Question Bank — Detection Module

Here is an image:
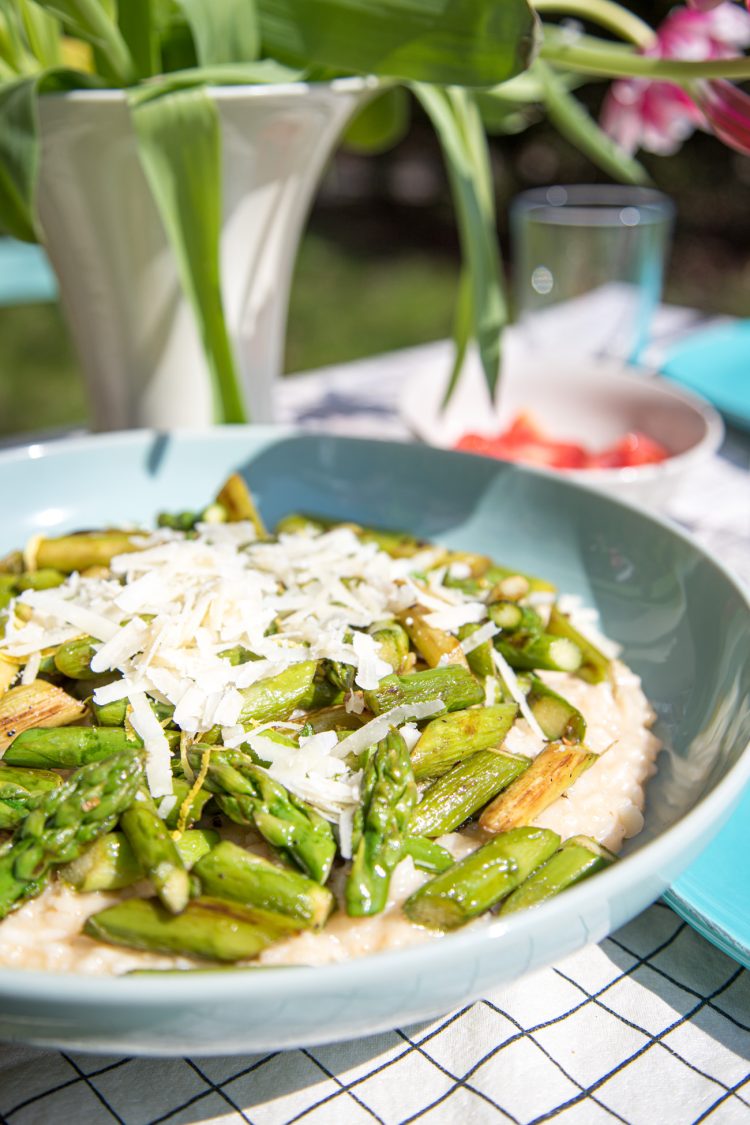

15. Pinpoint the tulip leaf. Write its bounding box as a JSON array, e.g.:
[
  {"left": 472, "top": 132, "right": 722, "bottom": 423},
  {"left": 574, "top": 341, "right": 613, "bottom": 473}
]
[
  {"left": 257, "top": 0, "right": 538, "bottom": 88},
  {"left": 117, "top": 0, "right": 160, "bottom": 79},
  {"left": 33, "top": 0, "right": 135, "bottom": 83},
  {"left": 18, "top": 1, "right": 61, "bottom": 68},
  {"left": 177, "top": 0, "right": 258, "bottom": 67},
  {"left": 129, "top": 83, "right": 246, "bottom": 423},
  {"left": 416, "top": 84, "right": 506, "bottom": 399},
  {"left": 536, "top": 60, "right": 649, "bottom": 185}
]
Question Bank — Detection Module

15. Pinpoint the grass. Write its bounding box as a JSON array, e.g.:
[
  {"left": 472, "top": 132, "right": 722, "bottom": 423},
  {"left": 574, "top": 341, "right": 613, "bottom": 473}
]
[
  {"left": 0, "top": 222, "right": 746, "bottom": 439},
  {"left": 0, "top": 232, "right": 460, "bottom": 438}
]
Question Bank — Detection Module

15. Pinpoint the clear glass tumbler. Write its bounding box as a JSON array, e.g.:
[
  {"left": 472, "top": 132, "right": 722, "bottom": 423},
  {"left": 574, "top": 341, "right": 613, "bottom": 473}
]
[{"left": 510, "top": 185, "right": 675, "bottom": 364}]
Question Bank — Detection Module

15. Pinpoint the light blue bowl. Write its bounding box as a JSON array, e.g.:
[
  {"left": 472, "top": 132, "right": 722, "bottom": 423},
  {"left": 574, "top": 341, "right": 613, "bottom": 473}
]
[{"left": 0, "top": 428, "right": 748, "bottom": 1056}]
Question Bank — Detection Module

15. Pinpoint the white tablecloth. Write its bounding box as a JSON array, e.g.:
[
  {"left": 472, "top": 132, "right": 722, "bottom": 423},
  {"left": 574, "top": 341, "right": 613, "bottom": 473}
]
[{"left": 1, "top": 309, "right": 748, "bottom": 1124}]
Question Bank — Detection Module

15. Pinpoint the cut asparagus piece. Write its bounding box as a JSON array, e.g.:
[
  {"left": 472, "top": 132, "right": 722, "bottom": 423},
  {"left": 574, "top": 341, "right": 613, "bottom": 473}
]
[
  {"left": 403, "top": 826, "right": 560, "bottom": 930},
  {"left": 0, "top": 681, "right": 85, "bottom": 751},
  {"left": 494, "top": 632, "right": 582, "bottom": 674},
  {"left": 410, "top": 703, "right": 518, "bottom": 780},
  {"left": 301, "top": 705, "right": 364, "bottom": 734},
  {"left": 163, "top": 778, "right": 215, "bottom": 830},
  {"left": 525, "top": 675, "right": 587, "bottom": 742},
  {"left": 3, "top": 726, "right": 166, "bottom": 769},
  {"left": 398, "top": 607, "right": 468, "bottom": 669},
  {"left": 35, "top": 531, "right": 141, "bottom": 573},
  {"left": 195, "top": 841, "right": 335, "bottom": 928},
  {"left": 191, "top": 747, "right": 336, "bottom": 884},
  {"left": 61, "top": 829, "right": 219, "bottom": 892},
  {"left": 346, "top": 730, "right": 417, "bottom": 917},
  {"left": 0, "top": 764, "right": 63, "bottom": 829},
  {"left": 458, "top": 623, "right": 495, "bottom": 679},
  {"left": 15, "top": 569, "right": 66, "bottom": 591},
  {"left": 84, "top": 896, "right": 298, "bottom": 962},
  {"left": 500, "top": 835, "right": 616, "bottom": 914},
  {"left": 409, "top": 748, "right": 531, "bottom": 838},
  {"left": 363, "top": 666, "right": 484, "bottom": 717},
  {"left": 92, "top": 695, "right": 174, "bottom": 728},
  {"left": 215, "top": 473, "right": 268, "bottom": 538},
  {"left": 53, "top": 635, "right": 100, "bottom": 680},
  {"left": 547, "top": 606, "right": 611, "bottom": 684},
  {"left": 237, "top": 661, "right": 319, "bottom": 725},
  {"left": 479, "top": 743, "right": 598, "bottom": 834},
  {"left": 403, "top": 836, "right": 454, "bottom": 874},
  {"left": 120, "top": 790, "right": 190, "bottom": 914},
  {"left": 369, "top": 621, "right": 410, "bottom": 673},
  {"left": 0, "top": 750, "right": 143, "bottom": 918}
]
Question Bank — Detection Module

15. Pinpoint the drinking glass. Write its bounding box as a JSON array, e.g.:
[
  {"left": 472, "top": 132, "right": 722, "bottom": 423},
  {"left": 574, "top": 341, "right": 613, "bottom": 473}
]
[{"left": 510, "top": 185, "right": 675, "bottom": 364}]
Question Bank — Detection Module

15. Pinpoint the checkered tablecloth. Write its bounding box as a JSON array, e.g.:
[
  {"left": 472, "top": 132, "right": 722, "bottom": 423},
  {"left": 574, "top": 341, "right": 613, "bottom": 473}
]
[{"left": 1, "top": 309, "right": 748, "bottom": 1124}]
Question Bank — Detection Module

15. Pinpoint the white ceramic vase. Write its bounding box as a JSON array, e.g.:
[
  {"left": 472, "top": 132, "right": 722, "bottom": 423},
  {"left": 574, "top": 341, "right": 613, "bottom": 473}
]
[{"left": 36, "top": 79, "right": 373, "bottom": 430}]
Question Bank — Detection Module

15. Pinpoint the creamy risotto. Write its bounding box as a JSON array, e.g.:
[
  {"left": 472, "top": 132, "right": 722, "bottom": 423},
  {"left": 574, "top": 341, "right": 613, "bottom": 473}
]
[{"left": 0, "top": 477, "right": 660, "bottom": 974}]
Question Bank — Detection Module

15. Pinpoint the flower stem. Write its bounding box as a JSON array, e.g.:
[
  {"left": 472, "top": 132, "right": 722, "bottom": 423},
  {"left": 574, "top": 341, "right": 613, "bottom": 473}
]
[
  {"left": 532, "top": 1, "right": 655, "bottom": 50},
  {"left": 541, "top": 30, "right": 750, "bottom": 81}
]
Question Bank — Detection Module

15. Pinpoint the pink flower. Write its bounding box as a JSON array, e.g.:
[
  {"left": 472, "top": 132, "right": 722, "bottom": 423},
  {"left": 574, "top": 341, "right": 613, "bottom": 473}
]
[{"left": 601, "top": 2, "right": 750, "bottom": 155}]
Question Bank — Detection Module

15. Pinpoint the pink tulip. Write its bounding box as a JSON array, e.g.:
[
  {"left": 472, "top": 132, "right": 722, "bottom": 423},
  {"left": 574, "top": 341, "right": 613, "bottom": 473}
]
[{"left": 602, "top": 3, "right": 750, "bottom": 155}]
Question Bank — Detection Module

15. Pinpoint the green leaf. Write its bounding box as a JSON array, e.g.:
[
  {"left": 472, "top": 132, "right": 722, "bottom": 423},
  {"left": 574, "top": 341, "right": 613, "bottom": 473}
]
[
  {"left": 117, "top": 0, "right": 160, "bottom": 79},
  {"left": 0, "top": 66, "right": 101, "bottom": 241},
  {"left": 536, "top": 60, "right": 649, "bottom": 185},
  {"left": 0, "top": 2, "right": 30, "bottom": 73},
  {"left": 0, "top": 76, "right": 37, "bottom": 239},
  {"left": 415, "top": 84, "right": 507, "bottom": 400},
  {"left": 257, "top": 0, "right": 538, "bottom": 87},
  {"left": 177, "top": 0, "right": 258, "bottom": 66},
  {"left": 140, "top": 59, "right": 302, "bottom": 94},
  {"left": 128, "top": 84, "right": 246, "bottom": 424},
  {"left": 33, "top": 0, "right": 135, "bottom": 83},
  {"left": 19, "top": 2, "right": 61, "bottom": 68},
  {"left": 343, "top": 86, "right": 409, "bottom": 155}
]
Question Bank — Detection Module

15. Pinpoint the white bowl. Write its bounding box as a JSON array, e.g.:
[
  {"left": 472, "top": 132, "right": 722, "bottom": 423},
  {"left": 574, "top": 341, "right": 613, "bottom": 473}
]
[{"left": 398, "top": 338, "right": 724, "bottom": 508}]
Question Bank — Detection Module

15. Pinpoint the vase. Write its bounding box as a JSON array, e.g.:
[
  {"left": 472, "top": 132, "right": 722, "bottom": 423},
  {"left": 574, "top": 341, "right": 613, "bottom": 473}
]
[{"left": 35, "top": 79, "right": 374, "bottom": 430}]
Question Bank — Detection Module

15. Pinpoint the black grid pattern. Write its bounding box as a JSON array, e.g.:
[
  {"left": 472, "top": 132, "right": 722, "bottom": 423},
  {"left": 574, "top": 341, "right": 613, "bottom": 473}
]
[{"left": 1, "top": 903, "right": 748, "bottom": 1125}]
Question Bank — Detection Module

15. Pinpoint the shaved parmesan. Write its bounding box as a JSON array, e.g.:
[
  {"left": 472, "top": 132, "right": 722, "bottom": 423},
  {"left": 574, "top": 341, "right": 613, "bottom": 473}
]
[
  {"left": 335, "top": 699, "right": 443, "bottom": 760},
  {"left": 128, "top": 691, "right": 173, "bottom": 798},
  {"left": 459, "top": 620, "right": 499, "bottom": 655},
  {"left": 491, "top": 648, "right": 547, "bottom": 742}
]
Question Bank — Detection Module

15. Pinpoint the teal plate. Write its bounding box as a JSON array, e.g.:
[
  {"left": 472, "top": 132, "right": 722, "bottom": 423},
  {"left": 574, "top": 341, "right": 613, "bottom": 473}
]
[
  {"left": 665, "top": 783, "right": 750, "bottom": 969},
  {"left": 0, "top": 428, "right": 747, "bottom": 1055},
  {"left": 661, "top": 321, "right": 750, "bottom": 431}
]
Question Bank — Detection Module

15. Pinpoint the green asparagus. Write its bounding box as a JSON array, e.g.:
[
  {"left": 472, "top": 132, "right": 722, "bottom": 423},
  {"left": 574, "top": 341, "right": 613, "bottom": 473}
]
[
  {"left": 403, "top": 826, "right": 561, "bottom": 930},
  {"left": 410, "top": 703, "right": 518, "bottom": 780},
  {"left": 409, "top": 748, "right": 530, "bottom": 838},
  {"left": 3, "top": 726, "right": 165, "bottom": 768},
  {"left": 364, "top": 666, "right": 484, "bottom": 716},
  {"left": 525, "top": 676, "right": 586, "bottom": 742},
  {"left": 61, "top": 829, "right": 219, "bottom": 892},
  {"left": 500, "top": 835, "right": 616, "bottom": 913},
  {"left": 120, "top": 789, "right": 190, "bottom": 914},
  {"left": 346, "top": 730, "right": 417, "bottom": 917},
  {"left": 84, "top": 895, "right": 298, "bottom": 961},
  {"left": 195, "top": 841, "right": 335, "bottom": 928},
  {"left": 402, "top": 836, "right": 454, "bottom": 874},
  {"left": 479, "top": 743, "right": 597, "bottom": 834},
  {"left": 547, "top": 607, "right": 611, "bottom": 684},
  {"left": 0, "top": 750, "right": 143, "bottom": 918}
]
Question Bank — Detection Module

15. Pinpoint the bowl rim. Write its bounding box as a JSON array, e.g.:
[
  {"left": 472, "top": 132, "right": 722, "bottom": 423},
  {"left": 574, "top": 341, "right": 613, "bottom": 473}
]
[{"left": 0, "top": 427, "right": 747, "bottom": 1006}]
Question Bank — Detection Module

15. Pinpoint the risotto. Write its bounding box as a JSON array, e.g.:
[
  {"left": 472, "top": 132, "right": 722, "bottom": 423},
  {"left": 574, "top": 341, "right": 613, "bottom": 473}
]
[{"left": 0, "top": 476, "right": 660, "bottom": 974}]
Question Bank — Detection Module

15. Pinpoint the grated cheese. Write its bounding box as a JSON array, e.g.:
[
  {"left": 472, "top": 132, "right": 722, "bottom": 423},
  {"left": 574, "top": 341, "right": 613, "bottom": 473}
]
[{"left": 491, "top": 648, "right": 547, "bottom": 742}]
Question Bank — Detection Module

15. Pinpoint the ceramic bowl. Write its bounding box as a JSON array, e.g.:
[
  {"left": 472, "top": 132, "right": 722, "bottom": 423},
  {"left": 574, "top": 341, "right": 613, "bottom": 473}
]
[
  {"left": 398, "top": 340, "right": 724, "bottom": 509},
  {"left": 0, "top": 428, "right": 747, "bottom": 1056}
]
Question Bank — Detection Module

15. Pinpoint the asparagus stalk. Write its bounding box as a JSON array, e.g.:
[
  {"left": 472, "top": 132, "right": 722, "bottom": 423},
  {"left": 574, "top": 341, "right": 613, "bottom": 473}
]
[
  {"left": 0, "top": 765, "right": 63, "bottom": 830},
  {"left": 15, "top": 569, "right": 66, "bottom": 591},
  {"left": 195, "top": 841, "right": 335, "bottom": 928},
  {"left": 363, "top": 666, "right": 484, "bottom": 717},
  {"left": 92, "top": 695, "right": 175, "bottom": 728},
  {"left": 402, "top": 836, "right": 454, "bottom": 874},
  {"left": 547, "top": 606, "right": 611, "bottom": 684},
  {"left": 369, "top": 621, "right": 411, "bottom": 673},
  {"left": 35, "top": 531, "right": 141, "bottom": 573},
  {"left": 3, "top": 726, "right": 170, "bottom": 768},
  {"left": 191, "top": 747, "right": 336, "bottom": 884},
  {"left": 409, "top": 749, "right": 531, "bottom": 838},
  {"left": 163, "top": 778, "right": 214, "bottom": 830},
  {"left": 500, "top": 835, "right": 616, "bottom": 914},
  {"left": 494, "top": 632, "right": 582, "bottom": 674},
  {"left": 458, "top": 622, "right": 496, "bottom": 679},
  {"left": 479, "top": 743, "right": 597, "bottom": 834},
  {"left": 237, "top": 661, "right": 319, "bottom": 725},
  {"left": 0, "top": 681, "right": 85, "bottom": 751},
  {"left": 346, "top": 730, "right": 417, "bottom": 917},
  {"left": 53, "top": 635, "right": 100, "bottom": 680},
  {"left": 525, "top": 675, "right": 586, "bottom": 742},
  {"left": 398, "top": 607, "right": 468, "bottom": 669},
  {"left": 410, "top": 703, "right": 518, "bottom": 780},
  {"left": 61, "top": 829, "right": 219, "bottom": 892},
  {"left": 403, "top": 826, "right": 561, "bottom": 930},
  {"left": 84, "top": 896, "right": 298, "bottom": 961},
  {"left": 215, "top": 473, "right": 267, "bottom": 537},
  {"left": 0, "top": 750, "right": 143, "bottom": 918},
  {"left": 120, "top": 790, "right": 190, "bottom": 914}
]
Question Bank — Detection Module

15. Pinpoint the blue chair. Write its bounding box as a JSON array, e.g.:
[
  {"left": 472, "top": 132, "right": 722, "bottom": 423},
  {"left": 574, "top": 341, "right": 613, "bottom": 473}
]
[{"left": 0, "top": 237, "right": 57, "bottom": 305}]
